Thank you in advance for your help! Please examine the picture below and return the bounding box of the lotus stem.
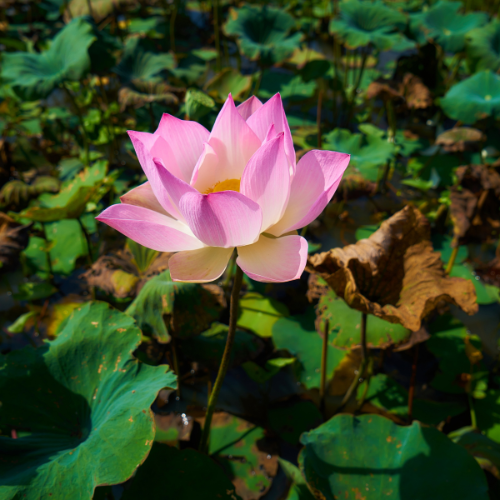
[170,0,178,53]
[42,223,54,284]
[214,0,222,72]
[317,86,324,149]
[407,344,419,421]
[62,83,90,167]
[357,356,373,409]
[86,0,95,20]
[320,319,329,413]
[199,265,244,454]
[77,216,94,267]
[445,245,459,274]
[336,312,368,412]
[468,362,478,429]
[171,337,181,399]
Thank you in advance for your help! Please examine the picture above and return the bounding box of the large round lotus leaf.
[272,309,345,390]
[0,17,96,100]
[224,5,303,65]
[409,1,487,53]
[125,270,224,343]
[0,301,177,500]
[299,414,489,500]
[121,443,241,500]
[317,289,411,349]
[329,0,413,51]
[440,71,500,124]
[323,128,394,181]
[466,20,500,73]
[113,38,176,83]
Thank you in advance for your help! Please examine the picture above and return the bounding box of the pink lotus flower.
[97,94,350,283]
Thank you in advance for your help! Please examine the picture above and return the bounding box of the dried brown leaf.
[436,127,486,152]
[306,206,478,331]
[450,164,500,246]
[400,73,432,109]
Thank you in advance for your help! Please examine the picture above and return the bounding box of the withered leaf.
[84,248,172,298]
[0,211,31,271]
[118,80,181,111]
[366,73,432,110]
[436,127,486,152]
[450,164,500,246]
[306,206,478,331]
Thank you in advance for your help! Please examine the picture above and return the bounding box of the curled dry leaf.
[118,80,181,111]
[332,173,377,202]
[0,211,31,271]
[306,206,478,331]
[436,127,486,152]
[366,73,432,110]
[450,164,500,247]
[84,248,172,298]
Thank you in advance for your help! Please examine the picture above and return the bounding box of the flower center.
[203,178,241,194]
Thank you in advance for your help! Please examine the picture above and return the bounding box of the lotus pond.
[2,0,500,499]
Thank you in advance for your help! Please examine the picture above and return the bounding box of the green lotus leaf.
[272,309,345,390]
[208,413,278,499]
[299,414,489,500]
[427,314,484,394]
[329,0,412,50]
[451,427,500,474]
[125,270,224,343]
[357,373,465,425]
[224,5,303,65]
[279,458,316,500]
[440,70,500,124]
[0,17,96,100]
[20,161,108,222]
[121,443,241,500]
[259,71,317,101]
[0,301,177,500]
[185,89,215,120]
[317,289,411,349]
[409,1,488,53]
[237,292,289,338]
[204,68,253,101]
[113,38,176,83]
[466,20,500,73]
[323,128,395,181]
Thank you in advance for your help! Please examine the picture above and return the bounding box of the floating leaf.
[323,128,394,181]
[409,1,487,53]
[317,289,411,349]
[208,412,278,500]
[20,162,107,222]
[440,70,500,124]
[272,309,345,390]
[121,443,241,500]
[329,0,412,50]
[0,212,31,271]
[466,20,500,73]
[0,17,96,100]
[307,206,478,331]
[224,5,302,65]
[204,68,252,101]
[299,414,489,500]
[126,270,225,342]
[185,88,215,120]
[114,38,176,83]
[279,458,316,500]
[237,292,289,338]
[0,302,177,500]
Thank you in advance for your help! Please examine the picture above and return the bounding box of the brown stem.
[317,86,324,149]
[199,265,244,454]
[320,319,329,414]
[445,245,459,274]
[171,336,181,399]
[407,344,419,421]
